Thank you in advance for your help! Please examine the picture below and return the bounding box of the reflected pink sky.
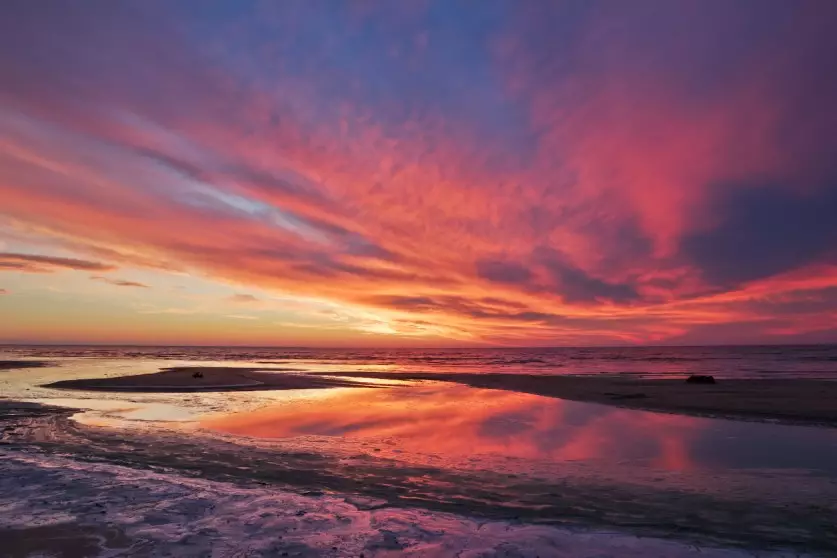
[203,383,837,475]
[204,385,707,471]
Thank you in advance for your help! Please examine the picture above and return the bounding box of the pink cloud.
[1,2,836,345]
[0,252,116,273]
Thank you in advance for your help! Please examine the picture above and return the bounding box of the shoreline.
[0,360,52,371]
[3,448,810,558]
[2,399,836,554]
[42,366,377,392]
[315,371,837,428]
[34,361,837,427]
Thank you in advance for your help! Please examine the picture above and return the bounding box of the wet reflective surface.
[37,397,198,423]
[6,449,812,558]
[3,355,837,554]
[204,382,837,475]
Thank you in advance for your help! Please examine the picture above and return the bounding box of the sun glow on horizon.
[3,1,837,346]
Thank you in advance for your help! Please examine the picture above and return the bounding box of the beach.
[5,446,808,558]
[318,371,837,427]
[32,359,837,426]
[43,365,379,392]
[6,1,837,554]
[0,360,50,370]
[2,347,837,556]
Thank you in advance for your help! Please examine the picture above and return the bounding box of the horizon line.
[2,341,835,350]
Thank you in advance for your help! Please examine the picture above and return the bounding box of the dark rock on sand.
[686,375,716,384]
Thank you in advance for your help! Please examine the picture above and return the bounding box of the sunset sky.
[2,0,837,347]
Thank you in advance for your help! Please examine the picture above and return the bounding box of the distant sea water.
[3,344,837,380]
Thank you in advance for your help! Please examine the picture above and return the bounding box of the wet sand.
[3,400,836,554]
[5,448,802,558]
[316,372,837,427]
[0,523,131,558]
[43,366,376,392]
[0,360,51,371]
[42,364,837,425]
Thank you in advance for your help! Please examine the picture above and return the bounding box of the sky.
[1,0,837,347]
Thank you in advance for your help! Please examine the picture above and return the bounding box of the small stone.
[686,375,716,384]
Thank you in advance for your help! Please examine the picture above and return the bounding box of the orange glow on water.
[203,385,699,471]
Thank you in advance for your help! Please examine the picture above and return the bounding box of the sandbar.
[0,360,51,371]
[43,366,375,393]
[317,371,837,427]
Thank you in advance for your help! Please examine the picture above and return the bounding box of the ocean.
[3,343,837,379]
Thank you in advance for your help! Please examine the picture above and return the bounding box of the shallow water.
[3,450,809,558]
[203,383,837,475]
[2,355,837,555]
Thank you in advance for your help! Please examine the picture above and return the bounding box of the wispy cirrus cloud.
[0,252,116,273]
[1,1,836,345]
[90,275,149,288]
[227,294,259,304]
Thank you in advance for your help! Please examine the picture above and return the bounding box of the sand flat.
[43,366,375,393]
[316,372,837,427]
[0,360,51,371]
[40,364,837,426]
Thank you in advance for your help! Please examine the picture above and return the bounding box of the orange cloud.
[1,2,836,345]
[90,276,149,288]
[0,252,116,273]
[227,294,259,303]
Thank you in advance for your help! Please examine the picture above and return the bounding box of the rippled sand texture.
[0,450,816,558]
